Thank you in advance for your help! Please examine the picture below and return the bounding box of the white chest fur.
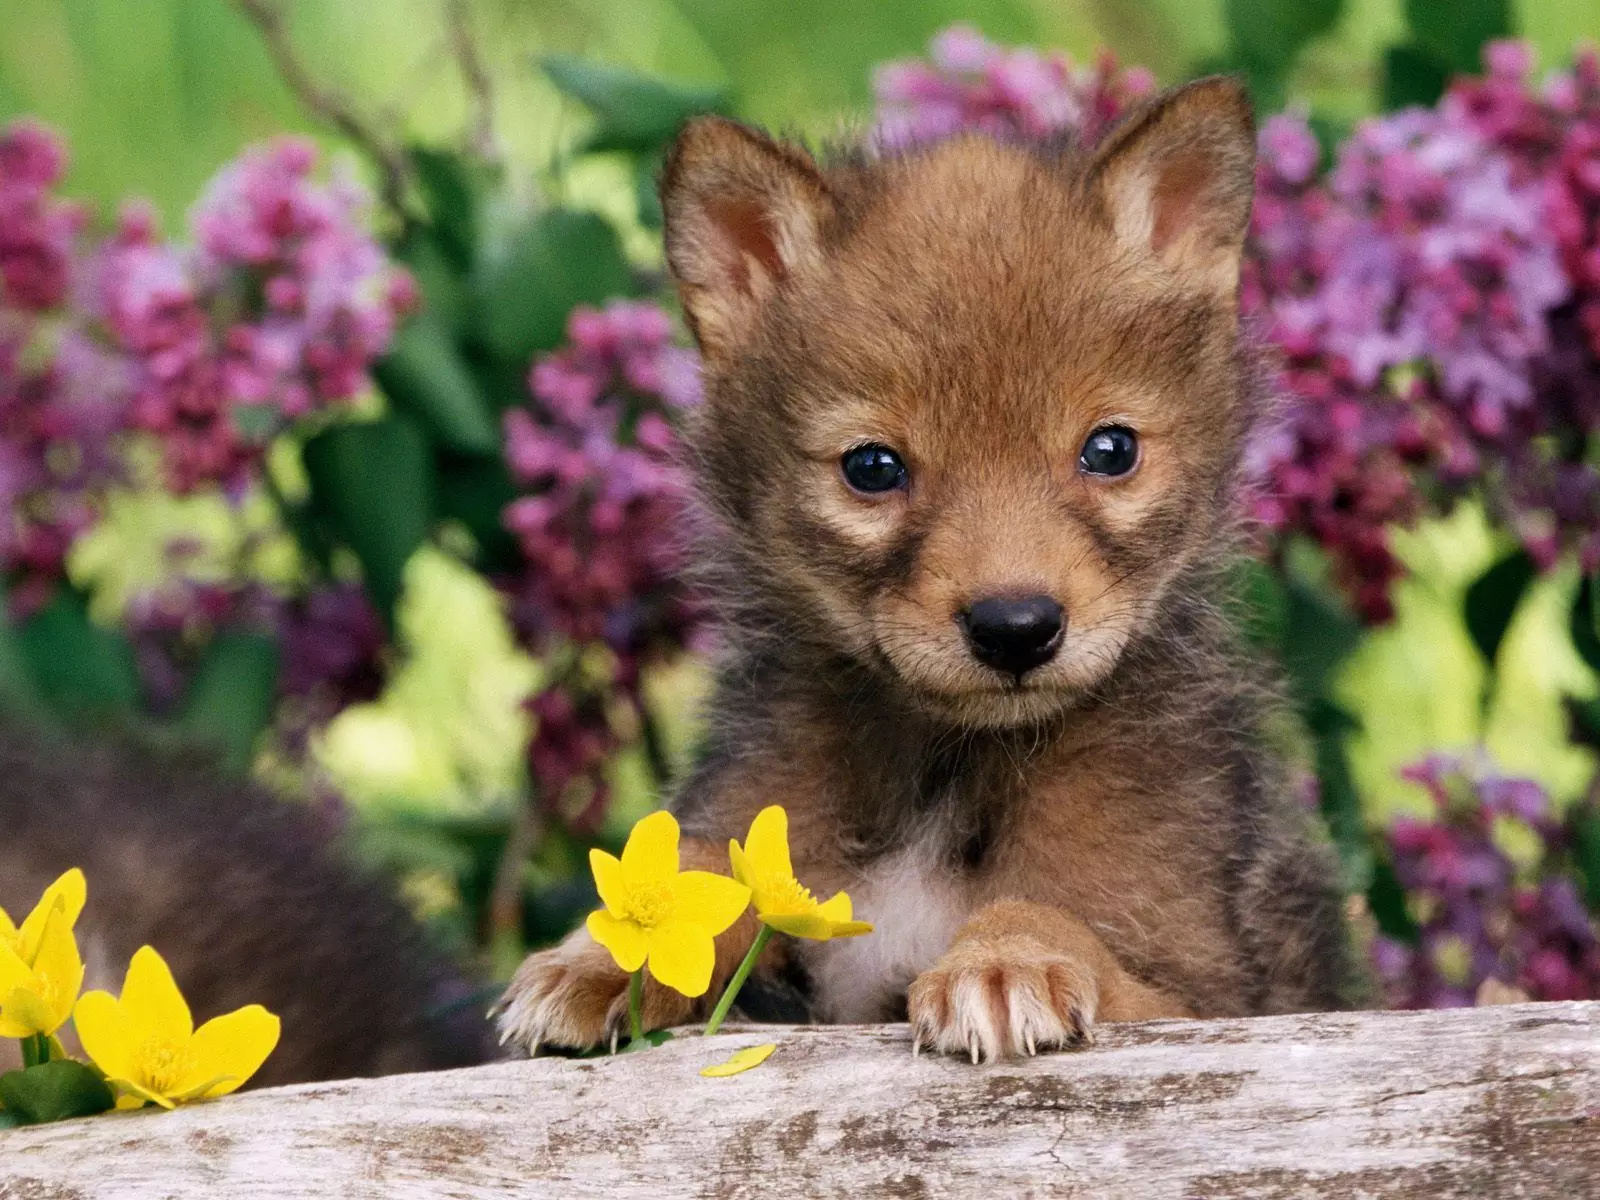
[799,835,971,1022]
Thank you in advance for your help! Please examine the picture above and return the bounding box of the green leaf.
[375,317,500,456]
[471,209,636,367]
[1281,577,1363,715]
[303,416,436,630]
[14,589,140,720]
[1225,557,1289,654]
[1571,577,1600,674]
[178,631,281,772]
[1223,0,1343,74]
[0,1107,22,1129]
[1403,0,1511,74]
[1307,698,1371,889]
[396,228,470,339]
[437,454,522,572]
[1366,855,1420,943]
[1383,43,1453,109]
[0,1061,115,1125]
[1463,550,1536,666]
[409,146,484,271]
[1570,803,1600,912]
[635,152,665,230]
[541,56,730,155]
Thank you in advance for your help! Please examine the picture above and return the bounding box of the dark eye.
[1079,426,1139,477]
[841,444,909,494]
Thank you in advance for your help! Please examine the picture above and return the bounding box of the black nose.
[959,595,1064,678]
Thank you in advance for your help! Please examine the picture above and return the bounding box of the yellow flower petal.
[0,938,30,996]
[119,947,192,1043]
[760,911,835,940]
[699,1042,777,1078]
[742,807,793,882]
[185,1005,281,1099]
[816,892,873,937]
[74,989,138,1081]
[29,906,83,1033]
[0,905,19,948]
[17,869,87,963]
[586,910,648,973]
[646,921,716,998]
[829,921,875,938]
[671,871,751,938]
[0,986,55,1037]
[110,1079,177,1110]
[727,840,755,893]
[620,810,680,887]
[816,891,854,923]
[589,849,628,917]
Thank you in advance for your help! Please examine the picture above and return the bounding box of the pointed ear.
[1087,77,1256,292]
[661,116,833,363]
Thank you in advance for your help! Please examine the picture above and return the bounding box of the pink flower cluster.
[502,300,702,824]
[872,24,1153,150]
[1373,756,1600,1007]
[0,121,81,311]
[1247,46,1600,618]
[0,122,127,610]
[91,138,415,493]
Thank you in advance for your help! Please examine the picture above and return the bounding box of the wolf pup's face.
[663,80,1257,728]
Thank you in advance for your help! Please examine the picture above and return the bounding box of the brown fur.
[497,78,1358,1061]
[0,726,494,1083]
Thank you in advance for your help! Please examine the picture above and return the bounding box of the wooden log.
[2,1002,1597,1199]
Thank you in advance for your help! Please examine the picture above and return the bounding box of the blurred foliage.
[1,0,1599,994]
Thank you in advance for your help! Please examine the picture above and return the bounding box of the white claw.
[970,1035,981,1065]
[530,1038,540,1058]
[1025,1032,1037,1057]
[610,1030,619,1056]
[911,1036,921,1058]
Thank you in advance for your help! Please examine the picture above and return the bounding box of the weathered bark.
[2,1002,1597,1199]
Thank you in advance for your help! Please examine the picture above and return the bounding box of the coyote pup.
[498,77,1355,1062]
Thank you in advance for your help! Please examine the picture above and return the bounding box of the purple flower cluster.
[274,582,387,755]
[0,122,81,311]
[0,122,127,610]
[91,138,416,494]
[1374,756,1600,1007]
[1247,46,1600,618]
[502,300,703,824]
[872,24,1153,150]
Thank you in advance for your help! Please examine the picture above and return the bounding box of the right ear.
[661,116,833,364]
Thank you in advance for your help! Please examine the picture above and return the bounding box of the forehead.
[778,139,1217,447]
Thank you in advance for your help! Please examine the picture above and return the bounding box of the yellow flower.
[586,810,751,998]
[729,807,873,941]
[700,1042,777,1078]
[74,947,280,1110]
[0,904,84,1038]
[0,868,86,967]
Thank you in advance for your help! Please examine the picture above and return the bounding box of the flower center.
[132,1035,197,1095]
[621,882,674,929]
[757,873,815,916]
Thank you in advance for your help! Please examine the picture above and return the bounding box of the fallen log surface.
[2,1001,1597,1199]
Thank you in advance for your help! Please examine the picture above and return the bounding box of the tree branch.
[233,0,413,220]
[446,0,498,163]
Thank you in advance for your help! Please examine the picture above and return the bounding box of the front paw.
[907,936,1096,1063]
[493,930,694,1054]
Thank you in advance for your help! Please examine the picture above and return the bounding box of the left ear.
[1086,77,1255,291]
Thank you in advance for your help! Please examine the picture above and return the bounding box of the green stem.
[20,1033,47,1068]
[628,969,644,1044]
[703,925,772,1037]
